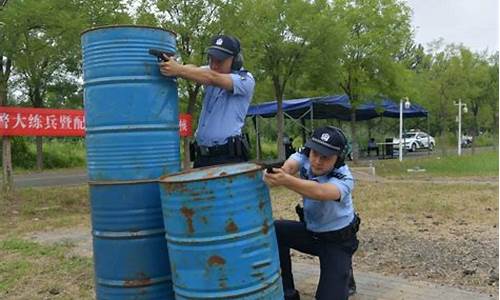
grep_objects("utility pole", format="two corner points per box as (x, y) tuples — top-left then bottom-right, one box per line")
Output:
(454, 99), (468, 156)
(399, 97), (411, 162)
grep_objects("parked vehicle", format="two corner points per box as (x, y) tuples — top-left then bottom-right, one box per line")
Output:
(461, 135), (473, 148)
(393, 130), (435, 152)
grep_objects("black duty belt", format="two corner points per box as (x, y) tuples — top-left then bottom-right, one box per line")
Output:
(309, 214), (361, 242)
(193, 135), (250, 160)
(197, 143), (232, 156)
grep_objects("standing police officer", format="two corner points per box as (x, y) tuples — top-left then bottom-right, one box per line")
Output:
(159, 35), (255, 167)
(264, 126), (360, 300)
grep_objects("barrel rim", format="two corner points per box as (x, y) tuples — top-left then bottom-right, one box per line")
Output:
(88, 179), (159, 186)
(159, 162), (263, 184)
(81, 24), (177, 37)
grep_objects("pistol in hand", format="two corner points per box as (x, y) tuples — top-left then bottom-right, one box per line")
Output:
(257, 159), (285, 174)
(148, 48), (175, 62)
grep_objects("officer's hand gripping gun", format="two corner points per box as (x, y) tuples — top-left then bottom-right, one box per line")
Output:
(255, 159), (285, 174)
(148, 49), (175, 62)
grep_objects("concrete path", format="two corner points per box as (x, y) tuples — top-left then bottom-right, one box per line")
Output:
(293, 262), (496, 300)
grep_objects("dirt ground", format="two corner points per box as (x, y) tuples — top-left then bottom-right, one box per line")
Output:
(2, 171), (498, 299)
(270, 173), (499, 297)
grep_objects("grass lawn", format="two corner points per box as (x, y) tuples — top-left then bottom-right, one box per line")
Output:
(270, 180), (498, 227)
(372, 150), (498, 178)
(0, 186), (93, 299)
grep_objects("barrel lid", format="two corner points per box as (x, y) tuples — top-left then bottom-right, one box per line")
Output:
(81, 24), (176, 36)
(160, 162), (262, 184)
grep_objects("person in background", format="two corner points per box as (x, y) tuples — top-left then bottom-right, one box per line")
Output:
(367, 137), (379, 157)
(264, 126), (360, 300)
(283, 133), (295, 159)
(159, 34), (255, 167)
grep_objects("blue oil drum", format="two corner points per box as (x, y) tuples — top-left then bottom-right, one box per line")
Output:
(159, 163), (284, 300)
(82, 25), (179, 300)
(90, 182), (175, 299)
(82, 25), (179, 181)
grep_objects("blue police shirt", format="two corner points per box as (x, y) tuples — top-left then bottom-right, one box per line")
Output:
(195, 70), (255, 146)
(289, 152), (355, 232)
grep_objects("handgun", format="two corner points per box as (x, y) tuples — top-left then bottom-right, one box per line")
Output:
(256, 159), (285, 174)
(148, 48), (175, 62)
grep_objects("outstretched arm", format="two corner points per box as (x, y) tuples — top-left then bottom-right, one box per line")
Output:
(265, 168), (341, 201)
(160, 59), (233, 90)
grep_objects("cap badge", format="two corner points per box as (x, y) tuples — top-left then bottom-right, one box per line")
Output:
(321, 133), (330, 142)
(216, 38), (224, 45)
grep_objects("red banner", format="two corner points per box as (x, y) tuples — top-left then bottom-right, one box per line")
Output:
(179, 113), (193, 137)
(0, 107), (85, 137)
(0, 107), (193, 138)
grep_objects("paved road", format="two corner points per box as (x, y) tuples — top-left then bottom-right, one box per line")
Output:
(359, 145), (496, 161)
(13, 169), (88, 188)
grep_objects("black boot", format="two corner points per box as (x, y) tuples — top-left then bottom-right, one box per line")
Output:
(348, 272), (356, 296)
(284, 289), (300, 300)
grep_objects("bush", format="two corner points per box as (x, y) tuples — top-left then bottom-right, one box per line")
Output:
(474, 132), (495, 147)
(12, 137), (37, 168)
(0, 138), (86, 170)
(248, 139), (278, 160)
(434, 132), (456, 149)
(40, 139), (86, 169)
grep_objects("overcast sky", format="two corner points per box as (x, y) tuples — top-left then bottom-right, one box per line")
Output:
(405, 0), (499, 53)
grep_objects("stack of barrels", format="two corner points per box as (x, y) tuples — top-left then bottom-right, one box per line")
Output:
(82, 25), (179, 299)
(82, 25), (283, 300)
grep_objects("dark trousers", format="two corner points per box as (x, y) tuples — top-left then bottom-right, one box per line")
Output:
(193, 153), (247, 168)
(367, 146), (379, 157)
(275, 220), (358, 300)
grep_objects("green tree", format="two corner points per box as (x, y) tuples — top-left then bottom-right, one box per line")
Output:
(333, 0), (413, 159)
(155, 0), (227, 168)
(228, 0), (342, 159)
(421, 45), (497, 154)
(5, 0), (129, 170)
(10, 0), (84, 169)
(457, 50), (492, 154)
(419, 44), (460, 154)
(0, 0), (19, 191)
(486, 53), (499, 149)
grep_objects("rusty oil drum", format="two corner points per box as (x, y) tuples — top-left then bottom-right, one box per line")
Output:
(82, 25), (178, 299)
(159, 163), (284, 299)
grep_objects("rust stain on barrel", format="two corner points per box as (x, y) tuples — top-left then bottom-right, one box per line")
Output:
(219, 280), (228, 289)
(124, 272), (151, 287)
(180, 206), (195, 234)
(207, 255), (226, 266)
(258, 197), (265, 211)
(245, 171), (257, 179)
(225, 219), (239, 233)
(262, 219), (269, 234)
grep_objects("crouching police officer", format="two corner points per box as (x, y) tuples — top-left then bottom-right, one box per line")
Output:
(159, 34), (254, 167)
(264, 126), (360, 300)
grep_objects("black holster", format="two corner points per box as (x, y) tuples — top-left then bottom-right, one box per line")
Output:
(189, 141), (196, 162)
(309, 213), (361, 242)
(295, 204), (305, 223)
